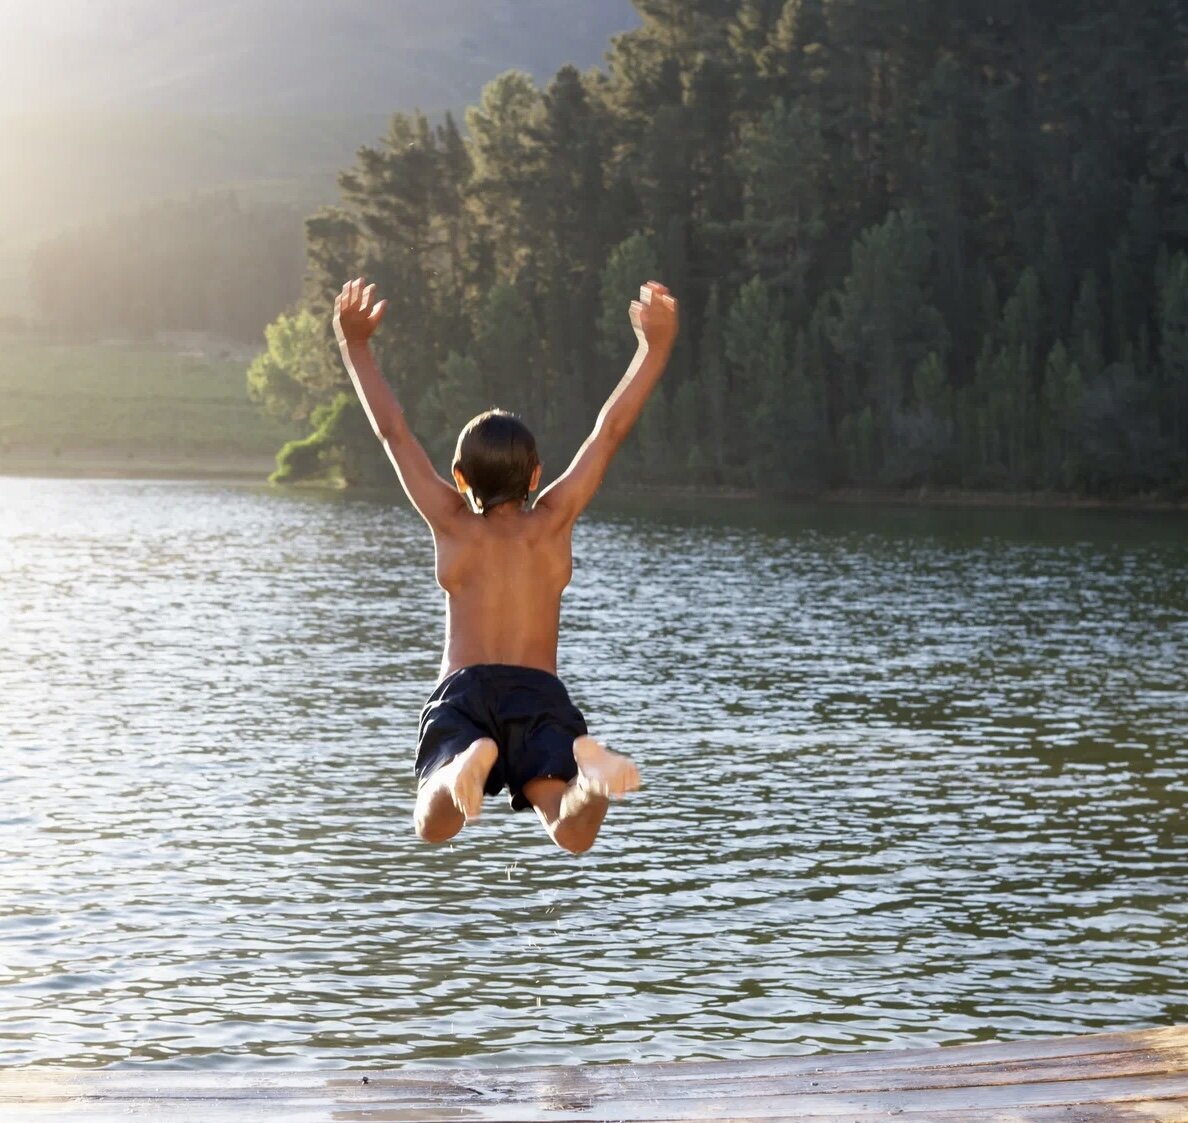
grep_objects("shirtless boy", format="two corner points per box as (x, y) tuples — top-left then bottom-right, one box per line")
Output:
(334, 276), (679, 853)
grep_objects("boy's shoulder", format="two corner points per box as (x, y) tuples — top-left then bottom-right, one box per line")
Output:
(434, 503), (571, 544)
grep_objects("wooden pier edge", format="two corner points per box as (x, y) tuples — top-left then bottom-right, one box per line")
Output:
(0, 1024), (1185, 1121)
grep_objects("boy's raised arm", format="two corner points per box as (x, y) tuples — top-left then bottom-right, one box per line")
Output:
(537, 281), (678, 523)
(334, 277), (465, 528)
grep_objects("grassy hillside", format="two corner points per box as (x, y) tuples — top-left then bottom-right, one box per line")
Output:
(0, 335), (296, 477)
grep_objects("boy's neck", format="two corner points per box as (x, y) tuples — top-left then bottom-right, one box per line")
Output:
(482, 499), (526, 518)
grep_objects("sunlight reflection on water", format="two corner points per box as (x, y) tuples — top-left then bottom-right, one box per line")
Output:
(0, 478), (1185, 1068)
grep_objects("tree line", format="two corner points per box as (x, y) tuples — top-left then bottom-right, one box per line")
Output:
(248, 0), (1188, 496)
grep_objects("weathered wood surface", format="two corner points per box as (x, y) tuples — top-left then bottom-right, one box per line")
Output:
(0, 1024), (1185, 1121)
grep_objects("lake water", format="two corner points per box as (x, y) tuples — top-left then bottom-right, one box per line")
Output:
(0, 477), (1185, 1070)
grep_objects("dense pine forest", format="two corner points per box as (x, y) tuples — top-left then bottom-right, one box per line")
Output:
(247, 0), (1188, 497)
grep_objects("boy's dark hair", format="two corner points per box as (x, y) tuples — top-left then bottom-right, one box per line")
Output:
(452, 409), (540, 514)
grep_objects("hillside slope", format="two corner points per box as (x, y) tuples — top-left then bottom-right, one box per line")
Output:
(0, 0), (639, 313)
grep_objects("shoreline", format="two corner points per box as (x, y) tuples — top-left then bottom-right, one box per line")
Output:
(2, 456), (1184, 511)
(602, 482), (1188, 513)
(0, 453), (277, 483)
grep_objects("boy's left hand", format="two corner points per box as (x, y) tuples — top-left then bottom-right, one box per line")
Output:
(334, 277), (388, 346)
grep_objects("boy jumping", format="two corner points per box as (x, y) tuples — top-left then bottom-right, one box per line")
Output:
(334, 276), (678, 853)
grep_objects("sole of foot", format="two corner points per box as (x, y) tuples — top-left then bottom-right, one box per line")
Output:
(574, 736), (640, 799)
(446, 739), (498, 821)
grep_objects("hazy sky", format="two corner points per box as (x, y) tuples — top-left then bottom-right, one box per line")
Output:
(0, 0), (639, 115)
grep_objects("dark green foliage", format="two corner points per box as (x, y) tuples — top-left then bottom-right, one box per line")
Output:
(828, 212), (949, 458)
(258, 0), (1187, 496)
(271, 393), (388, 487)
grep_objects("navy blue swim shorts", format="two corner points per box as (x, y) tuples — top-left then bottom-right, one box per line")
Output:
(414, 664), (587, 811)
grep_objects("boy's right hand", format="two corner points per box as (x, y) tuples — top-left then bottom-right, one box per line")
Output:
(630, 281), (679, 352)
(334, 277), (388, 347)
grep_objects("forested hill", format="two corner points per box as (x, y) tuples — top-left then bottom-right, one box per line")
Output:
(244, 0), (1187, 500)
(0, 1), (638, 315)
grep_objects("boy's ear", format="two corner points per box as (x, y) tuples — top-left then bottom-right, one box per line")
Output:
(529, 463), (543, 492)
(452, 467), (469, 494)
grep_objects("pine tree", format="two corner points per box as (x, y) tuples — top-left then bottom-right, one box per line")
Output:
(827, 210), (948, 472)
(723, 276), (792, 486)
(734, 99), (827, 316)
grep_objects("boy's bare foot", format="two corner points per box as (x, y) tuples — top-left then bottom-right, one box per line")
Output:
(442, 738), (498, 821)
(573, 736), (640, 799)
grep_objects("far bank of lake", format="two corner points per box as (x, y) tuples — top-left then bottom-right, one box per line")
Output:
(2, 455), (1185, 513)
(3, 334), (1184, 511)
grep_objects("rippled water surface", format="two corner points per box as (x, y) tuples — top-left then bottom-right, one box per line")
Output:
(0, 477), (1185, 1069)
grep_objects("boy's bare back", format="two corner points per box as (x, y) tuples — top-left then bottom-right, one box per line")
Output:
(432, 502), (573, 677)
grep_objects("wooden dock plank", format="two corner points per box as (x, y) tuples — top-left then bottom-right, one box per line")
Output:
(5, 1096), (1188, 1121)
(0, 1025), (1185, 1122)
